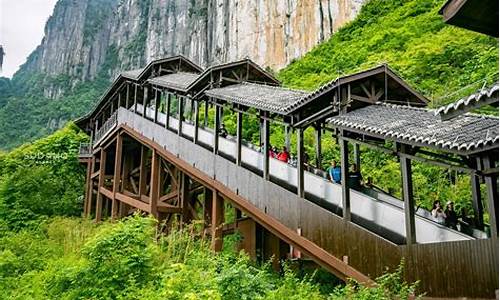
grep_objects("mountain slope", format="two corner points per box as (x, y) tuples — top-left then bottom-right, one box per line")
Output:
(279, 0), (499, 109)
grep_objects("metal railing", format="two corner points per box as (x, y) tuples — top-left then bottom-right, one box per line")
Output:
(78, 143), (93, 157)
(94, 111), (118, 144)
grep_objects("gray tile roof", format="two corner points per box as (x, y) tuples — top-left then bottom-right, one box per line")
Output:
(121, 69), (143, 80)
(435, 83), (499, 120)
(148, 72), (200, 91)
(328, 103), (499, 154)
(205, 82), (310, 114)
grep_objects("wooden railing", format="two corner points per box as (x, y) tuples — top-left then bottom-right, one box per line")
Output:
(78, 143), (92, 158)
(94, 111), (118, 144)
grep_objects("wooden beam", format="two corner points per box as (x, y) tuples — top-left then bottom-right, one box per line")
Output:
(315, 122), (322, 168)
(150, 149), (160, 218)
(138, 146), (148, 199)
(96, 149), (107, 222)
(470, 157), (484, 230)
(154, 89), (160, 124)
(178, 96), (183, 135)
(116, 192), (150, 212)
(297, 128), (305, 197)
(354, 143), (360, 169)
(181, 173), (191, 224)
(86, 156), (96, 217)
(340, 137), (351, 221)
(111, 134), (123, 220)
(211, 191), (224, 252)
(194, 100), (199, 143)
(236, 111), (242, 166)
(400, 145), (416, 245)
(134, 84), (138, 113)
(263, 112), (270, 180)
(214, 103), (220, 154)
(142, 86), (148, 117)
(165, 92), (171, 129)
(482, 156), (498, 237)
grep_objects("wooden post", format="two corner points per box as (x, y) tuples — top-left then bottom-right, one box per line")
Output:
(354, 143), (361, 169)
(263, 112), (270, 180)
(178, 96), (183, 136)
(340, 136), (351, 221)
(214, 104), (220, 154)
(400, 147), (416, 245)
(154, 89), (159, 124)
(482, 156), (498, 237)
(142, 86), (148, 117)
(138, 146), (148, 200)
(166, 92), (171, 129)
(111, 134), (123, 220)
(471, 157), (484, 230)
(203, 188), (213, 229)
(181, 173), (191, 224)
(315, 122), (322, 168)
(96, 149), (107, 222)
(134, 85), (138, 114)
(83, 159), (92, 216)
(117, 93), (122, 110)
(149, 149), (160, 218)
(236, 111), (242, 166)
(285, 125), (291, 153)
(119, 151), (132, 217)
(204, 101), (209, 127)
(194, 100), (199, 143)
(211, 191), (224, 252)
(86, 156), (96, 217)
(125, 84), (130, 109)
(297, 128), (305, 197)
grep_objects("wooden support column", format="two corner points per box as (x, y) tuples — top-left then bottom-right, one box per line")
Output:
(181, 173), (191, 224)
(134, 85), (138, 114)
(154, 89), (160, 124)
(400, 146), (416, 245)
(340, 136), (351, 221)
(354, 143), (361, 169)
(83, 159), (92, 216)
(149, 149), (160, 218)
(125, 84), (130, 109)
(142, 86), (148, 117)
(138, 146), (148, 200)
(178, 96), (183, 136)
(86, 156), (96, 217)
(111, 134), (123, 220)
(297, 128), (305, 198)
(315, 122), (322, 168)
(194, 100), (199, 143)
(285, 125), (291, 153)
(263, 112), (270, 180)
(96, 149), (107, 222)
(236, 111), (243, 166)
(482, 155), (498, 237)
(203, 188), (213, 229)
(117, 93), (122, 109)
(214, 103), (221, 154)
(165, 93), (171, 129)
(211, 191), (225, 252)
(471, 157), (485, 230)
(204, 101), (209, 127)
(119, 151), (132, 217)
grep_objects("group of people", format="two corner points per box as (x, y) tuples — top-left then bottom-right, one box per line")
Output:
(267, 146), (290, 163)
(327, 160), (363, 190)
(431, 200), (458, 229)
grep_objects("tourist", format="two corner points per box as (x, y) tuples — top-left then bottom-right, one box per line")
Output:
(277, 146), (290, 163)
(431, 200), (446, 225)
(218, 123), (228, 138)
(444, 201), (458, 230)
(327, 160), (341, 184)
(348, 163), (362, 189)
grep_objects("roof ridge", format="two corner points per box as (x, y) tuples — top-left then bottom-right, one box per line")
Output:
(239, 81), (310, 94)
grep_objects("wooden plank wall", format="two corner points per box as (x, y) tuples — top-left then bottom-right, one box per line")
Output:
(402, 238), (498, 298)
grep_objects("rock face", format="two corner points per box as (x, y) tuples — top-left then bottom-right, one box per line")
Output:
(21, 0), (365, 82)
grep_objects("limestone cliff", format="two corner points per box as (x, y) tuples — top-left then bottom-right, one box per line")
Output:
(21, 0), (365, 82)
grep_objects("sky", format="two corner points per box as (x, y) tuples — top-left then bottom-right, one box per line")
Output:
(0, 0), (58, 78)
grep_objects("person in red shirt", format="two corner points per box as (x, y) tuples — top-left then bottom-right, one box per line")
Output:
(277, 146), (290, 163)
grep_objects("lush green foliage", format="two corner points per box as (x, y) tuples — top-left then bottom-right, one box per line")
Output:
(0, 215), (419, 299)
(0, 123), (88, 231)
(279, 0), (498, 109)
